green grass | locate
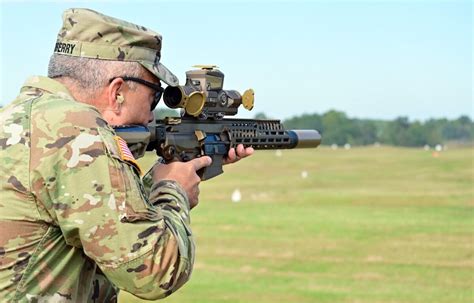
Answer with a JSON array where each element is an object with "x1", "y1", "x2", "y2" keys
[{"x1": 120, "y1": 146, "x2": 473, "y2": 303}]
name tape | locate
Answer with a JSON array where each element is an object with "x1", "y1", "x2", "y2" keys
[{"x1": 54, "y1": 42, "x2": 77, "y2": 55}]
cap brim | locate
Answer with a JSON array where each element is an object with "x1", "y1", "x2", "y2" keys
[{"x1": 140, "y1": 61, "x2": 179, "y2": 87}]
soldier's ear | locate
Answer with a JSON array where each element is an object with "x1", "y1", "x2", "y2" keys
[{"x1": 107, "y1": 78, "x2": 125, "y2": 112}]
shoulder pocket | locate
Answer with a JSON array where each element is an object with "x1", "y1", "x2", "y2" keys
[{"x1": 98, "y1": 127, "x2": 161, "y2": 223}]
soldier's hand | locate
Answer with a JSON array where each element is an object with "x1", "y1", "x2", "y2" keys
[
  {"x1": 152, "y1": 156, "x2": 212, "y2": 209},
  {"x1": 224, "y1": 144, "x2": 254, "y2": 165}
]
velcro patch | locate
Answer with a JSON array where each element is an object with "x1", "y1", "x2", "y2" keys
[{"x1": 114, "y1": 136, "x2": 142, "y2": 175}]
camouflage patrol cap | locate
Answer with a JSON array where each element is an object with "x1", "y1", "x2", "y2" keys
[{"x1": 54, "y1": 8, "x2": 179, "y2": 86}]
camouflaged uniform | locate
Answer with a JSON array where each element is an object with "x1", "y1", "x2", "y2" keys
[
  {"x1": 0, "y1": 76, "x2": 194, "y2": 302},
  {"x1": 0, "y1": 8, "x2": 194, "y2": 302}
]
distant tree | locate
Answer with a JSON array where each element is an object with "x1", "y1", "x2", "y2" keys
[
  {"x1": 283, "y1": 113, "x2": 323, "y2": 131},
  {"x1": 352, "y1": 119, "x2": 377, "y2": 145},
  {"x1": 380, "y1": 117, "x2": 408, "y2": 146},
  {"x1": 154, "y1": 108, "x2": 180, "y2": 119},
  {"x1": 424, "y1": 118, "x2": 447, "y2": 146},
  {"x1": 280, "y1": 111, "x2": 473, "y2": 147},
  {"x1": 442, "y1": 115, "x2": 473, "y2": 141},
  {"x1": 320, "y1": 110, "x2": 353, "y2": 145},
  {"x1": 406, "y1": 121, "x2": 428, "y2": 146},
  {"x1": 254, "y1": 112, "x2": 270, "y2": 120}
]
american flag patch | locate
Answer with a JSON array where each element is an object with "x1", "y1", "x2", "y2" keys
[{"x1": 114, "y1": 136, "x2": 142, "y2": 175}]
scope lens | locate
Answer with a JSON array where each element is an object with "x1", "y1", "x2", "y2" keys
[{"x1": 163, "y1": 86, "x2": 184, "y2": 108}]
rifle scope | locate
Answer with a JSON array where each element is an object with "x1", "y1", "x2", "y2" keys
[{"x1": 163, "y1": 65, "x2": 254, "y2": 119}]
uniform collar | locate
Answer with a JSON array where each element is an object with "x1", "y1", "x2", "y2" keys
[{"x1": 22, "y1": 76, "x2": 75, "y2": 101}]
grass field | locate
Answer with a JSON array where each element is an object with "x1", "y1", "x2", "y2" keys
[{"x1": 120, "y1": 146, "x2": 473, "y2": 303}]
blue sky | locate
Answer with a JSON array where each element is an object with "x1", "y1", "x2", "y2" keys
[{"x1": 0, "y1": 0, "x2": 472, "y2": 121}]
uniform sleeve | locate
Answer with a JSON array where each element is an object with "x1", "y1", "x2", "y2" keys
[{"x1": 30, "y1": 101, "x2": 194, "y2": 300}]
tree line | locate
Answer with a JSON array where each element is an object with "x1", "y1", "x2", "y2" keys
[
  {"x1": 275, "y1": 110, "x2": 473, "y2": 147},
  {"x1": 2, "y1": 104, "x2": 470, "y2": 147}
]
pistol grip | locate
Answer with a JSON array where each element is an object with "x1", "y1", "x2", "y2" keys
[{"x1": 197, "y1": 155, "x2": 224, "y2": 181}]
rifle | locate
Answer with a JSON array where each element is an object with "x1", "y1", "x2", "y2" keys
[{"x1": 114, "y1": 66, "x2": 321, "y2": 180}]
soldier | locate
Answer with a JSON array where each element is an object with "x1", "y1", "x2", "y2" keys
[{"x1": 0, "y1": 8, "x2": 253, "y2": 302}]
